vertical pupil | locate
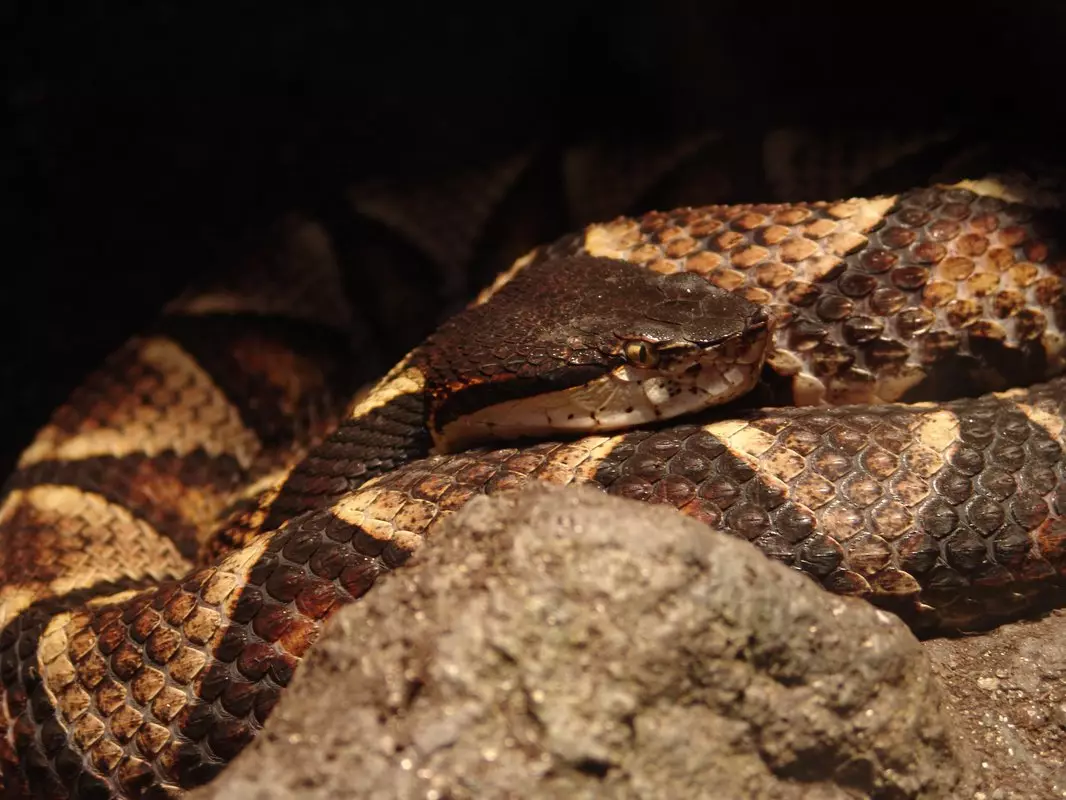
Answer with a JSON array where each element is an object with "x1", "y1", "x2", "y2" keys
[{"x1": 627, "y1": 341, "x2": 655, "y2": 365}]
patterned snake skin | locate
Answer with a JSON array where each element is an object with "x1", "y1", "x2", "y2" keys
[{"x1": 3, "y1": 139, "x2": 1066, "y2": 798}]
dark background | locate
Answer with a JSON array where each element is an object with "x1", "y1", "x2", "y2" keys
[{"x1": 4, "y1": 1, "x2": 1066, "y2": 476}]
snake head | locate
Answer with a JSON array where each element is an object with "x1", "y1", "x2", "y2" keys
[{"x1": 420, "y1": 254, "x2": 773, "y2": 451}]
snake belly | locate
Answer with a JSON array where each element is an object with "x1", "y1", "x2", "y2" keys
[{"x1": 2, "y1": 175, "x2": 1066, "y2": 798}]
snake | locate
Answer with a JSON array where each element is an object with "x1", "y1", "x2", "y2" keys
[{"x1": 2, "y1": 157, "x2": 1066, "y2": 798}]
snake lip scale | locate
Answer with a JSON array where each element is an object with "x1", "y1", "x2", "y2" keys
[{"x1": 3, "y1": 171, "x2": 1066, "y2": 797}]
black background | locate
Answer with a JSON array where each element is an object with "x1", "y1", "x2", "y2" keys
[{"x1": 5, "y1": 1, "x2": 1066, "y2": 475}]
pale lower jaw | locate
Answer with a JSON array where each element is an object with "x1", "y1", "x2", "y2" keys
[{"x1": 433, "y1": 356, "x2": 762, "y2": 453}]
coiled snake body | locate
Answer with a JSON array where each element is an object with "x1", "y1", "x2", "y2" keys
[{"x1": 3, "y1": 170, "x2": 1066, "y2": 798}]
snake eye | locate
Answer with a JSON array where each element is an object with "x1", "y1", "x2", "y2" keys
[{"x1": 624, "y1": 340, "x2": 660, "y2": 368}]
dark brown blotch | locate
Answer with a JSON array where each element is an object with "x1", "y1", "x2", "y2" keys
[
  {"x1": 838, "y1": 271, "x2": 878, "y2": 298},
  {"x1": 896, "y1": 531, "x2": 940, "y2": 574},
  {"x1": 944, "y1": 529, "x2": 988, "y2": 571},
  {"x1": 340, "y1": 561, "x2": 382, "y2": 599},
  {"x1": 919, "y1": 498, "x2": 959, "y2": 538},
  {"x1": 724, "y1": 503, "x2": 771, "y2": 540},
  {"x1": 1011, "y1": 491, "x2": 1051, "y2": 529},
  {"x1": 795, "y1": 533, "x2": 843, "y2": 575},
  {"x1": 145, "y1": 627, "x2": 183, "y2": 666},
  {"x1": 880, "y1": 227, "x2": 917, "y2": 249}
]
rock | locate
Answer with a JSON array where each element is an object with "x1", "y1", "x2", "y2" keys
[
  {"x1": 924, "y1": 610, "x2": 1066, "y2": 798},
  {"x1": 191, "y1": 484, "x2": 963, "y2": 800}
]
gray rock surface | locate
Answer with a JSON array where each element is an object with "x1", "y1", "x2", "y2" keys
[
  {"x1": 191, "y1": 484, "x2": 963, "y2": 800},
  {"x1": 924, "y1": 610, "x2": 1066, "y2": 799}
]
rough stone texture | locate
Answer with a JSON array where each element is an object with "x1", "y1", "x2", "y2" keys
[
  {"x1": 925, "y1": 611, "x2": 1066, "y2": 799},
  {"x1": 191, "y1": 484, "x2": 961, "y2": 800}
]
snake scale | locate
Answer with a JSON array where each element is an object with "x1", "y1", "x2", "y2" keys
[{"x1": 3, "y1": 147, "x2": 1066, "y2": 798}]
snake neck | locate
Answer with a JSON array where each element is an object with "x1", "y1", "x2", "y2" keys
[{"x1": 264, "y1": 364, "x2": 433, "y2": 530}]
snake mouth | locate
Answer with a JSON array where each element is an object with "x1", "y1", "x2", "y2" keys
[{"x1": 433, "y1": 319, "x2": 772, "y2": 451}]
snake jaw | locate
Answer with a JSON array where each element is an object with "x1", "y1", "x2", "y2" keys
[{"x1": 432, "y1": 313, "x2": 773, "y2": 451}]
